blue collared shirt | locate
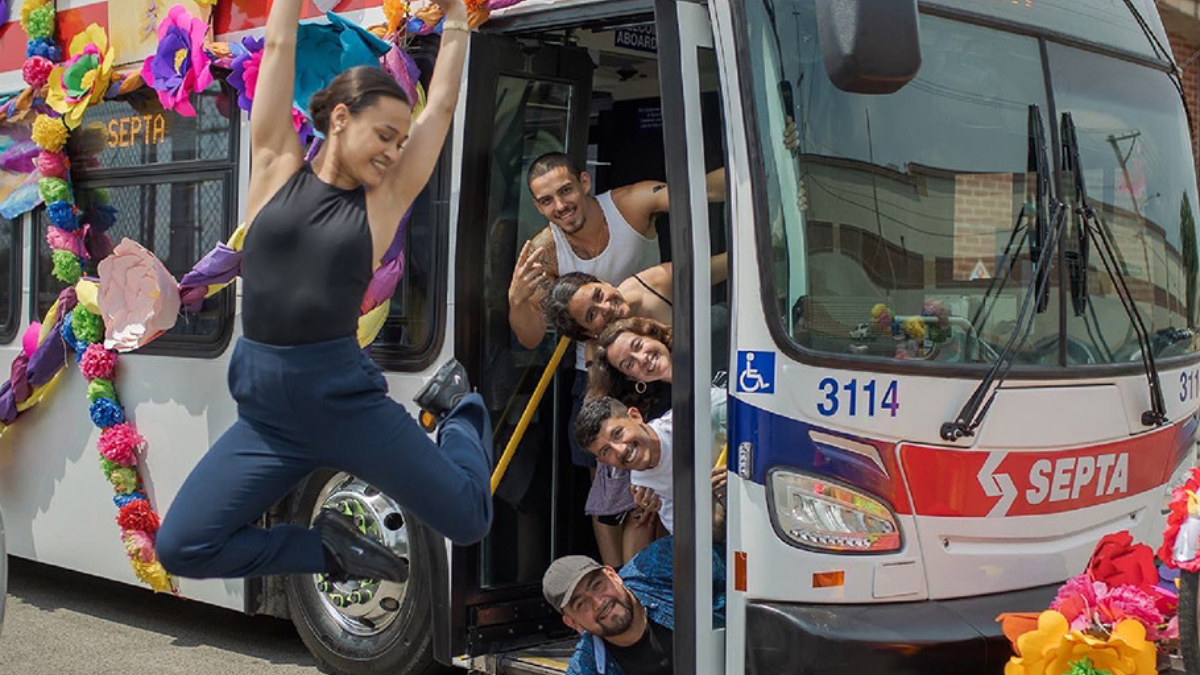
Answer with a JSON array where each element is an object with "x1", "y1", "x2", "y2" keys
[{"x1": 565, "y1": 537, "x2": 727, "y2": 675}]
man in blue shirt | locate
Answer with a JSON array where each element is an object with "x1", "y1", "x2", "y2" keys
[{"x1": 542, "y1": 536, "x2": 726, "y2": 675}]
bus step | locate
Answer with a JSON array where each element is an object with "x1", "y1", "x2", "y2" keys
[{"x1": 490, "y1": 639, "x2": 575, "y2": 674}]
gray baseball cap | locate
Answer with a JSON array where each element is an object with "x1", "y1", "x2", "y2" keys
[{"x1": 542, "y1": 555, "x2": 603, "y2": 612}]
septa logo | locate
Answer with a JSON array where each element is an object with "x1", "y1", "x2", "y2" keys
[{"x1": 899, "y1": 425, "x2": 1179, "y2": 518}]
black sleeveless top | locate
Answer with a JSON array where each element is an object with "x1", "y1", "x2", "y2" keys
[{"x1": 241, "y1": 164, "x2": 374, "y2": 345}]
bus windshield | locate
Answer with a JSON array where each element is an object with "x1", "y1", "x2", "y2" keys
[{"x1": 740, "y1": 1, "x2": 1200, "y2": 368}]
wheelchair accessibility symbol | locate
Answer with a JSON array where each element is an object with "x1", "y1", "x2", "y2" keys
[{"x1": 736, "y1": 351, "x2": 776, "y2": 394}]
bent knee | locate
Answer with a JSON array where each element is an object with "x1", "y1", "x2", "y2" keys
[{"x1": 155, "y1": 521, "x2": 218, "y2": 577}]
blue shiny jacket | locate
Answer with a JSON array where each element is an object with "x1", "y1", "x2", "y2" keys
[{"x1": 565, "y1": 537, "x2": 727, "y2": 675}]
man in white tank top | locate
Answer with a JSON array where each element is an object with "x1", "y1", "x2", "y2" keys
[{"x1": 506, "y1": 152, "x2": 724, "y2": 567}]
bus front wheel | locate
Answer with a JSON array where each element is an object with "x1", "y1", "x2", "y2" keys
[{"x1": 284, "y1": 469, "x2": 448, "y2": 675}]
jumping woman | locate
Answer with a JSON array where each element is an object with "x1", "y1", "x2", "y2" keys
[{"x1": 156, "y1": 0, "x2": 489, "y2": 583}]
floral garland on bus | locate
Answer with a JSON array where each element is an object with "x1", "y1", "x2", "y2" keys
[{"x1": 2, "y1": 0, "x2": 533, "y2": 592}]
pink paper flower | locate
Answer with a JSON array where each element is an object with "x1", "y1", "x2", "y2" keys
[
  {"x1": 79, "y1": 343, "x2": 118, "y2": 380},
  {"x1": 22, "y1": 55, "x2": 53, "y2": 89},
  {"x1": 98, "y1": 422, "x2": 145, "y2": 466},
  {"x1": 97, "y1": 239, "x2": 182, "y2": 352},
  {"x1": 46, "y1": 226, "x2": 85, "y2": 258},
  {"x1": 122, "y1": 529, "x2": 157, "y2": 564},
  {"x1": 139, "y1": 5, "x2": 213, "y2": 117}
]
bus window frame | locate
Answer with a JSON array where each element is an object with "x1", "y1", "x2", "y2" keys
[
  {"x1": 28, "y1": 86, "x2": 240, "y2": 359},
  {"x1": 0, "y1": 213, "x2": 21, "y2": 345},
  {"x1": 729, "y1": 0, "x2": 1200, "y2": 379}
]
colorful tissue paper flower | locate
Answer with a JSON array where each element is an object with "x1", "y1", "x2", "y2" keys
[
  {"x1": 79, "y1": 343, "x2": 118, "y2": 380},
  {"x1": 1088, "y1": 531, "x2": 1158, "y2": 590},
  {"x1": 131, "y1": 559, "x2": 172, "y2": 594},
  {"x1": 901, "y1": 316, "x2": 926, "y2": 342},
  {"x1": 51, "y1": 249, "x2": 82, "y2": 284},
  {"x1": 99, "y1": 456, "x2": 119, "y2": 481},
  {"x1": 85, "y1": 229, "x2": 114, "y2": 262},
  {"x1": 89, "y1": 397, "x2": 126, "y2": 428},
  {"x1": 97, "y1": 238, "x2": 183, "y2": 352},
  {"x1": 1004, "y1": 611, "x2": 1156, "y2": 675},
  {"x1": 23, "y1": 56, "x2": 53, "y2": 89},
  {"x1": 38, "y1": 177, "x2": 71, "y2": 205},
  {"x1": 87, "y1": 378, "x2": 115, "y2": 403},
  {"x1": 1050, "y1": 574, "x2": 1164, "y2": 639},
  {"x1": 383, "y1": 0, "x2": 410, "y2": 35},
  {"x1": 140, "y1": 5, "x2": 214, "y2": 117},
  {"x1": 110, "y1": 467, "x2": 139, "y2": 494},
  {"x1": 97, "y1": 420, "x2": 141, "y2": 461},
  {"x1": 294, "y1": 12, "x2": 393, "y2": 119},
  {"x1": 117, "y1": 499, "x2": 160, "y2": 534},
  {"x1": 122, "y1": 530, "x2": 156, "y2": 563},
  {"x1": 20, "y1": 0, "x2": 49, "y2": 26},
  {"x1": 26, "y1": 38, "x2": 61, "y2": 63},
  {"x1": 35, "y1": 150, "x2": 69, "y2": 180},
  {"x1": 870, "y1": 303, "x2": 892, "y2": 333},
  {"x1": 1160, "y1": 469, "x2": 1200, "y2": 570},
  {"x1": 32, "y1": 115, "x2": 68, "y2": 152},
  {"x1": 47, "y1": 24, "x2": 116, "y2": 129},
  {"x1": 86, "y1": 203, "x2": 117, "y2": 232},
  {"x1": 21, "y1": 322, "x2": 40, "y2": 359},
  {"x1": 71, "y1": 306, "x2": 104, "y2": 344},
  {"x1": 46, "y1": 226, "x2": 85, "y2": 258},
  {"x1": 21, "y1": 0, "x2": 54, "y2": 39},
  {"x1": 114, "y1": 492, "x2": 146, "y2": 508},
  {"x1": 227, "y1": 36, "x2": 263, "y2": 113},
  {"x1": 47, "y1": 201, "x2": 78, "y2": 230}
]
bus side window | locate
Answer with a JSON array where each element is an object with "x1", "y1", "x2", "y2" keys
[{"x1": 0, "y1": 215, "x2": 18, "y2": 344}]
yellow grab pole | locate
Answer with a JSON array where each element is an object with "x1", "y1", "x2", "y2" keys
[{"x1": 491, "y1": 337, "x2": 572, "y2": 494}]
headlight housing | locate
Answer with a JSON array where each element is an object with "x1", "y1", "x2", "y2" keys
[{"x1": 769, "y1": 470, "x2": 901, "y2": 553}]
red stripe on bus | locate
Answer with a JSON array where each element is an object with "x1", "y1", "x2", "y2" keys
[
  {"x1": 898, "y1": 421, "x2": 1187, "y2": 518},
  {"x1": 216, "y1": 0, "x2": 381, "y2": 35},
  {"x1": 0, "y1": 4, "x2": 108, "y2": 74}
]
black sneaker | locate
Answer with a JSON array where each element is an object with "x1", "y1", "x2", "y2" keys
[
  {"x1": 414, "y1": 359, "x2": 471, "y2": 419},
  {"x1": 313, "y1": 509, "x2": 409, "y2": 583}
]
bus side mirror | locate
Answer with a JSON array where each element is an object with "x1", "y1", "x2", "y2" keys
[{"x1": 814, "y1": 0, "x2": 921, "y2": 94}]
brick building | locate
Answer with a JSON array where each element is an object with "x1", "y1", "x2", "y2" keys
[{"x1": 1163, "y1": 0, "x2": 1200, "y2": 174}]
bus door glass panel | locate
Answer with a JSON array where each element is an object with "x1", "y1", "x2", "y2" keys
[
  {"x1": 1048, "y1": 44, "x2": 1200, "y2": 365},
  {"x1": 742, "y1": 3, "x2": 1055, "y2": 367},
  {"x1": 453, "y1": 31, "x2": 592, "y2": 653}
]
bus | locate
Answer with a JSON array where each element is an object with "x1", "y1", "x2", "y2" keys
[{"x1": 0, "y1": 0, "x2": 1198, "y2": 673}]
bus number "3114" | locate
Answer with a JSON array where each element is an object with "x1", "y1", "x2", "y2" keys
[{"x1": 816, "y1": 378, "x2": 899, "y2": 418}]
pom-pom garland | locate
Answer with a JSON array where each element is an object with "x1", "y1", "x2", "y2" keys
[
  {"x1": 25, "y1": 37, "x2": 60, "y2": 62},
  {"x1": 79, "y1": 343, "x2": 118, "y2": 380},
  {"x1": 23, "y1": 55, "x2": 53, "y2": 88},
  {"x1": 38, "y1": 177, "x2": 71, "y2": 204},
  {"x1": 123, "y1": 530, "x2": 157, "y2": 563},
  {"x1": 99, "y1": 456, "x2": 120, "y2": 480},
  {"x1": 32, "y1": 115, "x2": 68, "y2": 152},
  {"x1": 88, "y1": 397, "x2": 125, "y2": 427},
  {"x1": 71, "y1": 306, "x2": 104, "y2": 344},
  {"x1": 109, "y1": 467, "x2": 139, "y2": 494},
  {"x1": 113, "y1": 492, "x2": 147, "y2": 508},
  {"x1": 47, "y1": 201, "x2": 78, "y2": 230},
  {"x1": 131, "y1": 559, "x2": 173, "y2": 594},
  {"x1": 117, "y1": 499, "x2": 160, "y2": 534},
  {"x1": 87, "y1": 378, "x2": 116, "y2": 403},
  {"x1": 36, "y1": 150, "x2": 69, "y2": 180},
  {"x1": 51, "y1": 248, "x2": 82, "y2": 284},
  {"x1": 86, "y1": 204, "x2": 117, "y2": 231},
  {"x1": 97, "y1": 422, "x2": 143, "y2": 466},
  {"x1": 22, "y1": 1, "x2": 55, "y2": 39}
]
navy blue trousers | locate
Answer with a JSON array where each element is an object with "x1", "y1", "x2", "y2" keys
[{"x1": 156, "y1": 336, "x2": 493, "y2": 579}]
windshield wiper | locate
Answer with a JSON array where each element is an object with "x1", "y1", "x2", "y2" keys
[
  {"x1": 1061, "y1": 112, "x2": 1167, "y2": 427},
  {"x1": 941, "y1": 104, "x2": 1066, "y2": 441}
]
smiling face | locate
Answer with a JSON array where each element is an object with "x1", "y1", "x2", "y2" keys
[
  {"x1": 586, "y1": 408, "x2": 660, "y2": 471},
  {"x1": 528, "y1": 166, "x2": 593, "y2": 235},
  {"x1": 607, "y1": 332, "x2": 673, "y2": 384},
  {"x1": 330, "y1": 97, "x2": 412, "y2": 189},
  {"x1": 562, "y1": 568, "x2": 637, "y2": 639},
  {"x1": 567, "y1": 282, "x2": 630, "y2": 338}
]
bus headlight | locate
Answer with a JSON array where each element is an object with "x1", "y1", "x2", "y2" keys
[{"x1": 769, "y1": 470, "x2": 902, "y2": 553}]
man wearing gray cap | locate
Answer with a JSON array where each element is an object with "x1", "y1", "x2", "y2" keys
[{"x1": 542, "y1": 536, "x2": 725, "y2": 675}]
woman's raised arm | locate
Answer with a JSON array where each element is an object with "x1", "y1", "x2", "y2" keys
[
  {"x1": 246, "y1": 0, "x2": 306, "y2": 224},
  {"x1": 380, "y1": 0, "x2": 469, "y2": 222}
]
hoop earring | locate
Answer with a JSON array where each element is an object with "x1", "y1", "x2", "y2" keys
[{"x1": 635, "y1": 381, "x2": 647, "y2": 394}]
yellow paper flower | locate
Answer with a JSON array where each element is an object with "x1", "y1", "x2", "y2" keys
[
  {"x1": 31, "y1": 114, "x2": 68, "y2": 152},
  {"x1": 902, "y1": 316, "x2": 926, "y2": 342},
  {"x1": 1005, "y1": 611, "x2": 1156, "y2": 675},
  {"x1": 130, "y1": 559, "x2": 174, "y2": 594},
  {"x1": 46, "y1": 24, "x2": 115, "y2": 129}
]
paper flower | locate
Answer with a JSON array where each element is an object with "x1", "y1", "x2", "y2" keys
[
  {"x1": 46, "y1": 24, "x2": 115, "y2": 129},
  {"x1": 131, "y1": 559, "x2": 172, "y2": 594},
  {"x1": 86, "y1": 203, "x2": 117, "y2": 232},
  {"x1": 21, "y1": 322, "x2": 40, "y2": 358},
  {"x1": 25, "y1": 38, "x2": 61, "y2": 62},
  {"x1": 87, "y1": 378, "x2": 115, "y2": 403},
  {"x1": 20, "y1": 0, "x2": 49, "y2": 27},
  {"x1": 122, "y1": 530, "x2": 156, "y2": 563},
  {"x1": 383, "y1": 0, "x2": 410, "y2": 35},
  {"x1": 51, "y1": 249, "x2": 82, "y2": 284},
  {"x1": 114, "y1": 492, "x2": 146, "y2": 508},
  {"x1": 117, "y1": 499, "x2": 160, "y2": 534},
  {"x1": 38, "y1": 177, "x2": 71, "y2": 204},
  {"x1": 89, "y1": 397, "x2": 126, "y2": 427},
  {"x1": 21, "y1": 0, "x2": 54, "y2": 39},
  {"x1": 226, "y1": 36, "x2": 263, "y2": 113},
  {"x1": 47, "y1": 226, "x2": 85, "y2": 257},
  {"x1": 47, "y1": 201, "x2": 78, "y2": 230},
  {"x1": 100, "y1": 424, "x2": 139, "y2": 464},
  {"x1": 23, "y1": 56, "x2": 53, "y2": 89},
  {"x1": 901, "y1": 316, "x2": 926, "y2": 342},
  {"x1": 140, "y1": 5, "x2": 214, "y2": 117},
  {"x1": 1004, "y1": 611, "x2": 1156, "y2": 675},
  {"x1": 294, "y1": 12, "x2": 393, "y2": 119},
  {"x1": 97, "y1": 238, "x2": 182, "y2": 352},
  {"x1": 32, "y1": 115, "x2": 68, "y2": 152},
  {"x1": 1050, "y1": 574, "x2": 1165, "y2": 640},
  {"x1": 79, "y1": 343, "x2": 118, "y2": 379},
  {"x1": 36, "y1": 150, "x2": 69, "y2": 179},
  {"x1": 1161, "y1": 469, "x2": 1200, "y2": 571},
  {"x1": 870, "y1": 303, "x2": 892, "y2": 333},
  {"x1": 110, "y1": 467, "x2": 139, "y2": 494},
  {"x1": 1089, "y1": 532, "x2": 1158, "y2": 589},
  {"x1": 71, "y1": 306, "x2": 104, "y2": 344}
]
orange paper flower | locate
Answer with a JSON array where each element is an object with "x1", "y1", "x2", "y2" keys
[{"x1": 1004, "y1": 611, "x2": 1157, "y2": 675}]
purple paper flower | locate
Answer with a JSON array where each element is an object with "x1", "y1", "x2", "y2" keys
[
  {"x1": 140, "y1": 5, "x2": 213, "y2": 117},
  {"x1": 227, "y1": 36, "x2": 263, "y2": 113}
]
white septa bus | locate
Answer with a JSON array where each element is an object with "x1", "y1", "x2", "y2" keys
[{"x1": 0, "y1": 0, "x2": 1197, "y2": 673}]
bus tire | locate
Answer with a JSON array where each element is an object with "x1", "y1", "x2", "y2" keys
[
  {"x1": 284, "y1": 469, "x2": 449, "y2": 675},
  {"x1": 1183, "y1": 570, "x2": 1200, "y2": 674}
]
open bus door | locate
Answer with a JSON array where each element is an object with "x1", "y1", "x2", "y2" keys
[{"x1": 450, "y1": 28, "x2": 595, "y2": 661}]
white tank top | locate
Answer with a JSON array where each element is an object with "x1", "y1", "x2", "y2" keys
[{"x1": 550, "y1": 191, "x2": 661, "y2": 370}]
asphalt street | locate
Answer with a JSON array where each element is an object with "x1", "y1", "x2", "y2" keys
[{"x1": 0, "y1": 556, "x2": 320, "y2": 675}]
